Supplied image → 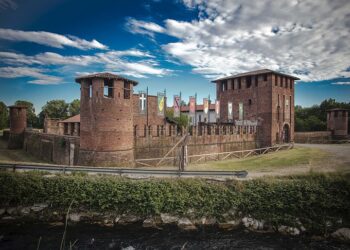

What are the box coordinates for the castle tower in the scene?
[8,105,27,149]
[75,73,138,167]
[327,108,349,139]
[213,69,299,146]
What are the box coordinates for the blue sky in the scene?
[0,0,349,113]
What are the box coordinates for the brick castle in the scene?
[8,69,302,167]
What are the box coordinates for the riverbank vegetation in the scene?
[0,171,349,235]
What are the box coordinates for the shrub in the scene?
[0,172,349,234]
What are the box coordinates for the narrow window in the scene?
[280,77,283,87]
[246,76,252,88]
[232,80,235,90]
[263,74,267,81]
[104,79,113,98]
[148,126,152,136]
[285,78,288,88]
[134,125,137,137]
[254,76,258,87]
[238,78,241,89]
[248,99,252,106]
[275,75,278,86]
[335,111,338,117]
[144,125,147,137]
[124,81,130,99]
[89,85,92,98]
[290,79,293,89]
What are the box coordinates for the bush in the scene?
[0,172,349,234]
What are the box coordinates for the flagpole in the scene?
[208,94,210,124]
[179,91,182,116]
[195,93,197,126]
[146,86,149,128]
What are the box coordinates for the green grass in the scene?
[188,147,330,171]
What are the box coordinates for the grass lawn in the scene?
[187,146,331,171]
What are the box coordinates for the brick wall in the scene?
[24,131,80,165]
[294,131,332,143]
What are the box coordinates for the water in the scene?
[0,222,349,250]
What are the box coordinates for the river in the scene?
[0,222,349,249]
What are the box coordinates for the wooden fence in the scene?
[135,143,294,167]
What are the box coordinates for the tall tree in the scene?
[15,100,39,128]
[0,101,9,130]
[41,100,69,119]
[68,99,80,116]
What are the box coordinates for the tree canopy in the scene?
[41,100,69,119]
[295,98,350,132]
[0,101,8,130]
[68,99,80,116]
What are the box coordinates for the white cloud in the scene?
[156,0,350,81]
[0,48,172,83]
[0,66,62,84]
[125,17,166,37]
[331,81,350,85]
[0,28,108,50]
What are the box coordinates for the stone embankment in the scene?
[1,204,349,242]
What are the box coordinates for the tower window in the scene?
[246,76,252,88]
[248,99,252,105]
[89,84,92,98]
[290,80,293,89]
[280,77,283,87]
[221,81,227,91]
[104,79,114,98]
[254,76,258,87]
[263,74,267,81]
[238,78,241,89]
[275,75,278,86]
[124,81,131,99]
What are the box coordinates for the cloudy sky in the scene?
[0,0,349,112]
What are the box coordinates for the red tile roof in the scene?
[60,114,80,123]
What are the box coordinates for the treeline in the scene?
[295,98,350,132]
[0,99,80,129]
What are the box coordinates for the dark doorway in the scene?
[282,124,290,143]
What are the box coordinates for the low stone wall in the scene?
[294,131,332,143]
[23,131,80,165]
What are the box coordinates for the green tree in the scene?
[15,100,39,128]
[68,99,80,116]
[41,100,69,119]
[166,108,189,128]
[0,101,9,130]
[295,99,349,132]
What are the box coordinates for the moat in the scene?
[0,222,348,250]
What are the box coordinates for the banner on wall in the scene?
[215,100,220,119]
[228,102,233,120]
[157,92,165,116]
[189,96,196,115]
[139,91,147,114]
[239,102,244,120]
[173,95,181,118]
[203,98,209,115]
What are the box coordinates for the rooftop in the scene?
[327,108,349,112]
[212,69,300,82]
[60,114,80,123]
[75,72,138,85]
